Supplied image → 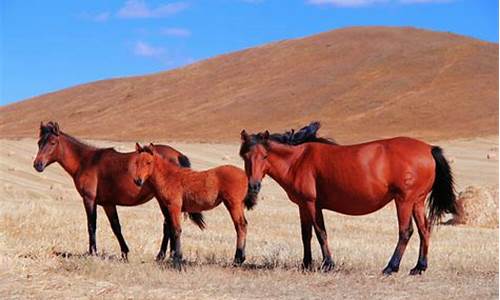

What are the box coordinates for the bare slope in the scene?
[1,27,497,142]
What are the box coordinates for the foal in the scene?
[132,143,257,267]
[33,122,204,260]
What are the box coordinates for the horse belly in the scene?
[96,180,153,206]
[323,194,393,215]
[319,185,393,215]
[182,189,221,212]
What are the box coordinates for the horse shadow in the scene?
[156,257,346,274]
[51,250,124,262]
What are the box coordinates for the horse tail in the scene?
[178,154,191,168]
[428,146,457,227]
[244,188,259,210]
[186,212,206,230]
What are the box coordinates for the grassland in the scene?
[0,137,498,299]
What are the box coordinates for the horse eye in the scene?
[263,155,268,159]
[50,141,56,145]
[146,161,151,165]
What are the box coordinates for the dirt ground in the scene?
[0,137,498,299]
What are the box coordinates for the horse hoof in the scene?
[321,260,335,272]
[156,253,166,262]
[409,267,425,275]
[233,256,246,266]
[382,265,398,276]
[172,258,184,271]
[301,262,313,272]
[121,252,129,262]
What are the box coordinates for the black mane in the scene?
[38,121,99,151]
[269,121,337,146]
[240,121,337,156]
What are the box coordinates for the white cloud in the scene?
[160,27,191,37]
[134,41,165,57]
[79,11,111,22]
[117,0,189,19]
[132,41,195,68]
[307,0,387,7]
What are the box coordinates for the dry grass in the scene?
[0,137,498,299]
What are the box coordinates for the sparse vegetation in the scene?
[0,138,497,299]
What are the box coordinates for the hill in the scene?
[0,26,498,143]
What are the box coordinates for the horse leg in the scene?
[410,200,430,275]
[382,199,414,275]
[103,205,129,261]
[224,201,248,266]
[156,203,173,262]
[312,206,335,272]
[168,205,183,270]
[83,196,97,256]
[299,206,313,270]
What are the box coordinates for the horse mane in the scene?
[39,122,101,151]
[240,121,337,156]
[269,121,337,146]
[61,132,100,150]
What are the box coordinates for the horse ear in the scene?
[263,130,270,140]
[135,142,142,152]
[53,122,60,136]
[149,143,158,155]
[39,122,45,136]
[240,130,249,142]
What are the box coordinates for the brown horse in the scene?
[132,143,257,267]
[239,122,457,275]
[33,122,205,261]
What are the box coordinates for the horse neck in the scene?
[57,133,96,177]
[149,155,180,187]
[266,142,304,188]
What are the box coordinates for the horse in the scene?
[132,143,257,268]
[239,122,457,275]
[33,122,205,261]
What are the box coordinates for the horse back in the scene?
[303,137,435,213]
[307,137,433,181]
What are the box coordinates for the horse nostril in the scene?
[33,161,44,172]
[249,182,261,193]
[134,178,143,187]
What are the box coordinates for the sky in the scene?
[1,0,498,105]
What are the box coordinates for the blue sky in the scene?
[1,0,498,105]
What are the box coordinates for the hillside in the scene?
[0,26,498,143]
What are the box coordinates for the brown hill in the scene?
[0,26,498,143]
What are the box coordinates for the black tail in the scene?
[428,146,457,227]
[186,212,206,230]
[178,154,191,168]
[244,189,259,210]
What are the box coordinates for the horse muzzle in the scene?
[33,161,46,172]
[134,178,144,187]
[248,181,261,194]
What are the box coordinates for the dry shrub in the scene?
[450,185,499,228]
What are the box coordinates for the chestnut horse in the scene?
[239,122,457,275]
[132,143,257,267]
[33,122,205,261]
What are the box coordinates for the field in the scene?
[0,137,498,299]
